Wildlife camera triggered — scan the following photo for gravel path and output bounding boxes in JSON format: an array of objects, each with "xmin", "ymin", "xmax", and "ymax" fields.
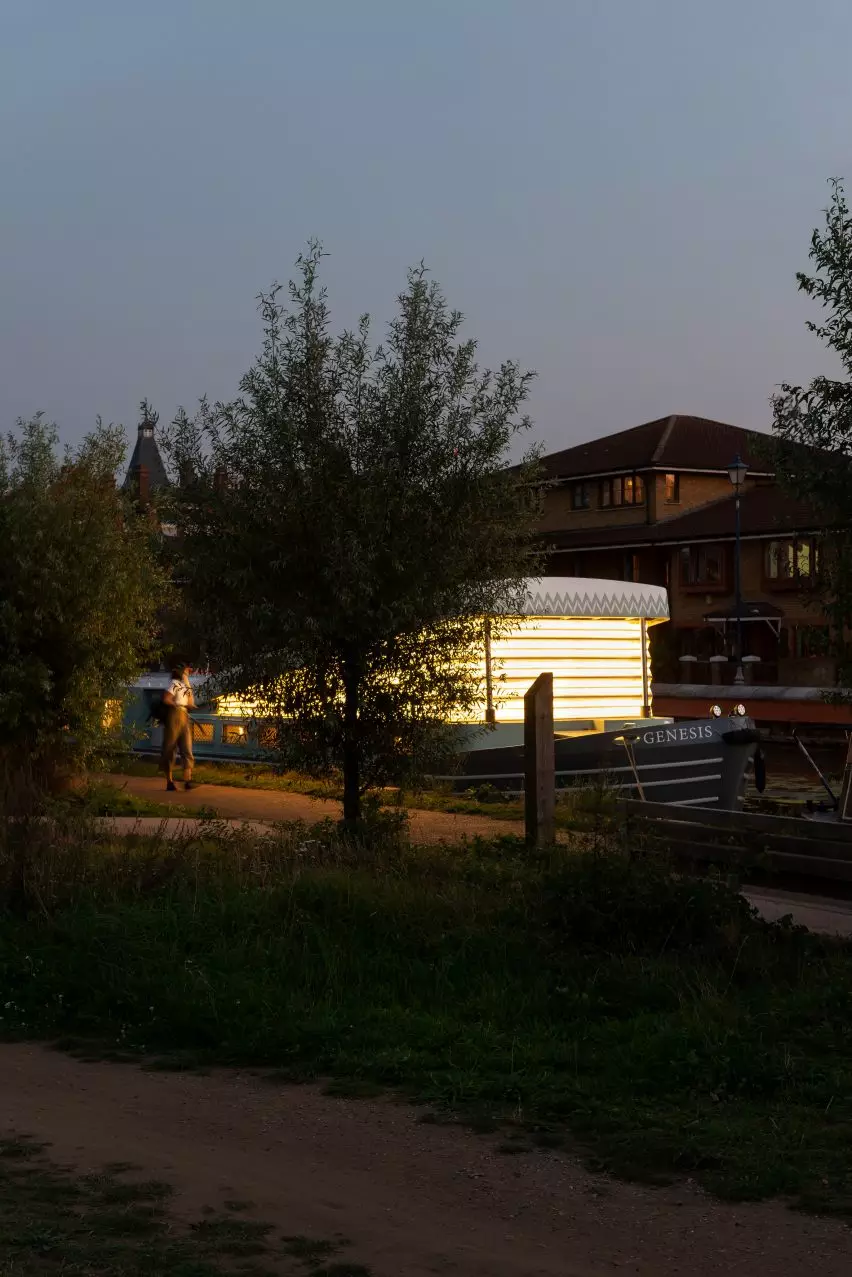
[
  {"xmin": 104, "ymin": 772, "xmax": 521, "ymax": 842},
  {"xmin": 2, "ymin": 1044, "xmax": 850, "ymax": 1276}
]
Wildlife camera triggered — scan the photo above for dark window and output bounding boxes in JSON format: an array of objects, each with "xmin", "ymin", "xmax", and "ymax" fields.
[
  {"xmin": 765, "ymin": 538, "xmax": 818, "ymax": 581},
  {"xmin": 571, "ymin": 482, "xmax": 592, "ymax": 510},
  {"xmin": 782, "ymin": 625, "xmax": 829, "ymax": 658},
  {"xmin": 622, "ymin": 553, "xmax": 639, "ymax": 582},
  {"xmin": 600, "ymin": 474, "xmax": 645, "ymax": 507},
  {"xmin": 680, "ymin": 544, "xmax": 724, "ymax": 586},
  {"xmin": 664, "ymin": 473, "xmax": 680, "ymax": 503}
]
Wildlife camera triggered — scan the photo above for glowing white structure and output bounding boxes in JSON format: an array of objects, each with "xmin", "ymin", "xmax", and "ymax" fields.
[
  {"xmin": 133, "ymin": 577, "xmax": 670, "ymax": 737},
  {"xmin": 475, "ymin": 577, "xmax": 669, "ymax": 730}
]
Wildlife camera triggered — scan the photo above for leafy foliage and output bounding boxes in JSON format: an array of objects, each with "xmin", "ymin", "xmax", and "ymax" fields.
[
  {"xmin": 165, "ymin": 245, "xmax": 541, "ymax": 821},
  {"xmin": 769, "ymin": 178, "xmax": 852, "ymax": 679},
  {"xmin": 0, "ymin": 415, "xmax": 169, "ymax": 782}
]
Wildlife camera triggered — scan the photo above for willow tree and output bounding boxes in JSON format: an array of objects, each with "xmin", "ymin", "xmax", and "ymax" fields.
[
  {"xmin": 167, "ymin": 246, "xmax": 541, "ymax": 823},
  {"xmin": 0, "ymin": 415, "xmax": 169, "ymax": 786},
  {"xmin": 770, "ymin": 178, "xmax": 852, "ymax": 683}
]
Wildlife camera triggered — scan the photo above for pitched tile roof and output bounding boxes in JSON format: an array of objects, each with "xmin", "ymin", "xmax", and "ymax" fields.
[
  {"xmin": 539, "ymin": 415, "xmax": 771, "ymax": 481},
  {"xmin": 546, "ymin": 484, "xmax": 820, "ymax": 552}
]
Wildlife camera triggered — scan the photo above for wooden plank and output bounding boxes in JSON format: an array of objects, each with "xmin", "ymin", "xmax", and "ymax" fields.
[
  {"xmin": 629, "ymin": 818, "xmax": 852, "ymax": 863},
  {"xmin": 621, "ymin": 798, "xmax": 852, "ymax": 843},
  {"xmin": 651, "ymin": 838, "xmax": 852, "ymax": 883},
  {"xmin": 524, "ymin": 672, "xmax": 555, "ymax": 847}
]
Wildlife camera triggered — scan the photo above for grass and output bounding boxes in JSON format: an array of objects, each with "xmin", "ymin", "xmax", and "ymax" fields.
[
  {"xmin": 101, "ymin": 752, "xmax": 839, "ymax": 824},
  {"xmin": 68, "ymin": 780, "xmax": 219, "ymax": 821},
  {"xmin": 101, "ymin": 755, "xmax": 606, "ymax": 828},
  {"xmin": 101, "ymin": 757, "xmax": 340, "ymax": 800},
  {"xmin": 0, "ymin": 1134, "xmax": 367, "ymax": 1274},
  {"xmin": 1, "ymin": 809, "xmax": 852, "ymax": 1217}
]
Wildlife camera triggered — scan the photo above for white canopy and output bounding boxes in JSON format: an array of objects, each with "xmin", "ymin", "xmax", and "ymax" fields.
[{"xmin": 512, "ymin": 577, "xmax": 669, "ymax": 621}]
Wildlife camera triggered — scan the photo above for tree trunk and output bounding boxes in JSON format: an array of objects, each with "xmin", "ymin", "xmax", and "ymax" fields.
[{"xmin": 342, "ymin": 657, "xmax": 361, "ymax": 827}]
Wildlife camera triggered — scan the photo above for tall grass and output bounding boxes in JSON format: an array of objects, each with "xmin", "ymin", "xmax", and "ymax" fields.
[{"xmin": 1, "ymin": 774, "xmax": 852, "ymax": 1213}]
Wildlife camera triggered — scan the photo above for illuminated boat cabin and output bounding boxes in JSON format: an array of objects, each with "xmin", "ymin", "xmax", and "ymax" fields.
[{"xmin": 128, "ymin": 577, "xmax": 670, "ymax": 758}]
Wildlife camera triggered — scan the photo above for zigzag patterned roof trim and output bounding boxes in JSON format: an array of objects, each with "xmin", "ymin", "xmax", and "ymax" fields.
[{"xmin": 499, "ymin": 577, "xmax": 670, "ymax": 620}]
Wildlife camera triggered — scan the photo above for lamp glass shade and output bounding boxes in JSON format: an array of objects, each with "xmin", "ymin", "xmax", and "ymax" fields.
[{"xmin": 727, "ymin": 455, "xmax": 748, "ymax": 488}]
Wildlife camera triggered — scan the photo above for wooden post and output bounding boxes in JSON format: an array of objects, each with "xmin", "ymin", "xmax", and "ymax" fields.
[
  {"xmin": 524, "ymin": 672, "xmax": 555, "ymax": 847},
  {"xmin": 484, "ymin": 619, "xmax": 496, "ymax": 725}
]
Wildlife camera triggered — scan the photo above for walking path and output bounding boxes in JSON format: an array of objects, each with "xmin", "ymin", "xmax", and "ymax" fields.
[
  {"xmin": 102, "ymin": 772, "xmax": 517, "ymax": 843},
  {"xmin": 104, "ymin": 773, "xmax": 852, "ymax": 937},
  {"xmin": 1, "ymin": 1043, "xmax": 849, "ymax": 1276}
]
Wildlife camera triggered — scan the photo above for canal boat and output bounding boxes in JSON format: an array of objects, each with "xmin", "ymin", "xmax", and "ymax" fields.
[{"xmin": 124, "ymin": 577, "xmax": 760, "ymax": 810}]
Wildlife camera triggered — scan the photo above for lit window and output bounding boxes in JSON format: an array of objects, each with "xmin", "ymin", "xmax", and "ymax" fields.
[
  {"xmin": 665, "ymin": 473, "xmax": 680, "ymax": 503},
  {"xmin": 192, "ymin": 721, "xmax": 214, "ymax": 743},
  {"xmin": 765, "ymin": 539, "xmax": 817, "ymax": 582},
  {"xmin": 222, "ymin": 722, "xmax": 249, "ymax": 746},
  {"xmin": 600, "ymin": 475, "xmax": 644, "ymax": 507}
]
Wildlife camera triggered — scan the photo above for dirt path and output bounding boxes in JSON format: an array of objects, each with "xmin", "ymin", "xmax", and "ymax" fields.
[
  {"xmin": 104, "ymin": 772, "xmax": 521, "ymax": 842},
  {"xmin": 2, "ymin": 1044, "xmax": 849, "ymax": 1276}
]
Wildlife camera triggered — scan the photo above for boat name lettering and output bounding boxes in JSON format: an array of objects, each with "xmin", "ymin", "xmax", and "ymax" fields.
[{"xmin": 641, "ymin": 725, "xmax": 714, "ymax": 745}]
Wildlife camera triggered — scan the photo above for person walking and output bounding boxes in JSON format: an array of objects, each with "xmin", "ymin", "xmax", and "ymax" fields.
[{"xmin": 160, "ymin": 663, "xmax": 196, "ymax": 791}]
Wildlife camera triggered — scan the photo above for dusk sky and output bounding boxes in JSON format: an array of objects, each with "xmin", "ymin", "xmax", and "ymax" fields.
[{"xmin": 2, "ymin": 0, "xmax": 851, "ymax": 461}]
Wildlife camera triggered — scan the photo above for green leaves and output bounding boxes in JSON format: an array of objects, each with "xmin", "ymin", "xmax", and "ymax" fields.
[
  {"xmin": 770, "ymin": 179, "xmax": 852, "ymax": 666},
  {"xmin": 166, "ymin": 246, "xmax": 542, "ymax": 818},
  {"xmin": 0, "ymin": 414, "xmax": 170, "ymax": 779}
]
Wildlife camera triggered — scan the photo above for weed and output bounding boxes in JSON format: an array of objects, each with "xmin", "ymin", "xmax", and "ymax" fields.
[
  {"xmin": 282, "ymin": 1234, "xmax": 339, "ymax": 1263},
  {"xmin": 2, "ymin": 807, "xmax": 852, "ymax": 1214}
]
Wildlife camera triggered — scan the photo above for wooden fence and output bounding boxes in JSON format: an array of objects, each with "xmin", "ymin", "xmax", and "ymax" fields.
[{"xmin": 620, "ymin": 798, "xmax": 852, "ymax": 889}]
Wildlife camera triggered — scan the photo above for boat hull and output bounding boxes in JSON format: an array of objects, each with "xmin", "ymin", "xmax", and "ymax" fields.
[
  {"xmin": 452, "ymin": 718, "xmax": 759, "ymax": 810},
  {"xmin": 124, "ymin": 683, "xmax": 757, "ymax": 812}
]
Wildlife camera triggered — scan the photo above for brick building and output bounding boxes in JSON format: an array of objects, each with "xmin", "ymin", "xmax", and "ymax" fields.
[{"xmin": 538, "ymin": 415, "xmax": 835, "ymax": 716}]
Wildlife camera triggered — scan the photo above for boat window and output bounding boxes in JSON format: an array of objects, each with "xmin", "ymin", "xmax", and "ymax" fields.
[{"xmin": 222, "ymin": 722, "xmax": 249, "ymax": 746}]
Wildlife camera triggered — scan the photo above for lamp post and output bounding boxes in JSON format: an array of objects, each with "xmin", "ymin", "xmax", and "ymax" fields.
[{"xmin": 727, "ymin": 454, "xmax": 748, "ymax": 685}]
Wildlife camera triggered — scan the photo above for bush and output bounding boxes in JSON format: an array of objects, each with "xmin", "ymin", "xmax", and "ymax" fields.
[{"xmin": 0, "ymin": 810, "xmax": 850, "ymax": 1210}]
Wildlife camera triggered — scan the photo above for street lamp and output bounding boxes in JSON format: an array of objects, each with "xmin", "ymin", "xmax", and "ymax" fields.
[{"xmin": 727, "ymin": 455, "xmax": 748, "ymax": 685}]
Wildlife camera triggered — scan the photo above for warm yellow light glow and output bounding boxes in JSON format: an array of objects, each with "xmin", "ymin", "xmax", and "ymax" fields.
[
  {"xmin": 213, "ymin": 696, "xmax": 257, "ymax": 718},
  {"xmin": 208, "ymin": 615, "xmax": 657, "ymax": 726},
  {"xmin": 458, "ymin": 615, "xmax": 654, "ymax": 724},
  {"xmin": 102, "ymin": 699, "xmax": 123, "ymax": 730}
]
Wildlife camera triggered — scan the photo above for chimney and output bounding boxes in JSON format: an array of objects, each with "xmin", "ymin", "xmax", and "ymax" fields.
[
  {"xmin": 213, "ymin": 465, "xmax": 228, "ymax": 493},
  {"xmin": 137, "ymin": 464, "xmax": 150, "ymax": 506}
]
